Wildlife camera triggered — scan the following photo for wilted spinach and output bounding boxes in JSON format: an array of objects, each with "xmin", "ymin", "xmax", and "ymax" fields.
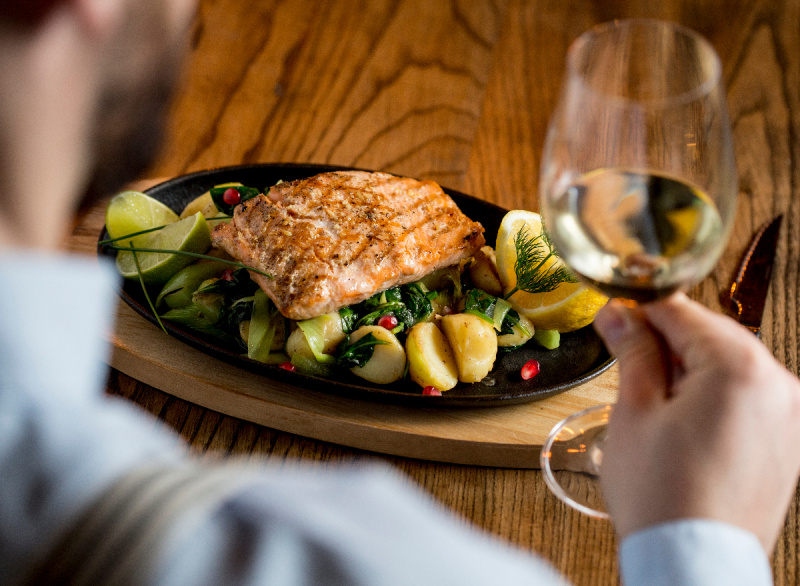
[
  {"xmin": 336, "ymin": 333, "xmax": 388, "ymax": 368},
  {"xmin": 463, "ymin": 289, "xmax": 528, "ymax": 336},
  {"xmin": 209, "ymin": 184, "xmax": 263, "ymax": 215}
]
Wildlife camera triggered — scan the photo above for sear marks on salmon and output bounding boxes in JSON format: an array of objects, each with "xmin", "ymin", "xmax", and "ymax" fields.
[{"xmin": 211, "ymin": 171, "xmax": 485, "ymax": 320}]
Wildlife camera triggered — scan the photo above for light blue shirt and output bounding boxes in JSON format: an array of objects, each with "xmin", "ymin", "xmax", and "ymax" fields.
[{"xmin": 0, "ymin": 253, "xmax": 773, "ymax": 585}]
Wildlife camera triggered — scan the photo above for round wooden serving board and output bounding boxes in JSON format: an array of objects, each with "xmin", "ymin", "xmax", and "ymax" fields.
[{"xmin": 70, "ymin": 187, "xmax": 618, "ymax": 469}]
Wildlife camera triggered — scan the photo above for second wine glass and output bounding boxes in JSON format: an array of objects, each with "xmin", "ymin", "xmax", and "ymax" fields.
[{"xmin": 538, "ymin": 19, "xmax": 738, "ymax": 517}]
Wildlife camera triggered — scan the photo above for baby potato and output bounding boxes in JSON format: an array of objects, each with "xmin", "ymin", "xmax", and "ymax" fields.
[
  {"xmin": 468, "ymin": 246, "xmax": 503, "ymax": 297},
  {"xmin": 498, "ymin": 314, "xmax": 535, "ymax": 348},
  {"xmin": 285, "ymin": 312, "xmax": 345, "ymax": 360},
  {"xmin": 405, "ymin": 322, "xmax": 459, "ymax": 391},
  {"xmin": 440, "ymin": 313, "xmax": 498, "ymax": 383},
  {"xmin": 349, "ymin": 326, "xmax": 406, "ymax": 385}
]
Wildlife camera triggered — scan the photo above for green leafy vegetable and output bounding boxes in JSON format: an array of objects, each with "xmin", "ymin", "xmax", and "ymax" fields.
[
  {"xmin": 492, "ymin": 298, "xmax": 512, "ymax": 332},
  {"xmin": 290, "ymin": 353, "xmax": 335, "ymax": 377},
  {"xmin": 160, "ymin": 306, "xmax": 246, "ymax": 351},
  {"xmin": 463, "ymin": 288, "xmax": 496, "ymax": 325},
  {"xmin": 336, "ymin": 333, "xmax": 388, "ymax": 368},
  {"xmin": 400, "ymin": 283, "xmax": 435, "ymax": 324},
  {"xmin": 248, "ymin": 289, "xmax": 280, "ymax": 362},
  {"xmin": 297, "ymin": 315, "xmax": 338, "ymax": 364},
  {"xmin": 220, "ymin": 296, "xmax": 254, "ymax": 333},
  {"xmin": 191, "ymin": 289, "xmax": 226, "ymax": 322},
  {"xmin": 354, "ymin": 300, "xmax": 406, "ymax": 330},
  {"xmin": 159, "ymin": 267, "xmax": 258, "ymax": 350},
  {"xmin": 533, "ymin": 328, "xmax": 560, "ymax": 350},
  {"xmin": 197, "ymin": 268, "xmax": 256, "ymax": 297},
  {"xmin": 157, "ymin": 261, "xmax": 229, "ymax": 309},
  {"xmin": 339, "ymin": 307, "xmax": 357, "ymax": 333},
  {"xmin": 463, "ymin": 289, "xmax": 530, "ymax": 336},
  {"xmin": 353, "ymin": 284, "xmax": 434, "ymax": 332},
  {"xmin": 210, "ymin": 184, "xmax": 262, "ymax": 215}
]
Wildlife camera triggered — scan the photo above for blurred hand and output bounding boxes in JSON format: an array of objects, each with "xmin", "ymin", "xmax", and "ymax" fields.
[{"xmin": 593, "ymin": 293, "xmax": 800, "ymax": 553}]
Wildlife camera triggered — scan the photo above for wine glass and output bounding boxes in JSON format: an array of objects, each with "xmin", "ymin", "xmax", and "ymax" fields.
[{"xmin": 538, "ymin": 19, "xmax": 738, "ymax": 517}]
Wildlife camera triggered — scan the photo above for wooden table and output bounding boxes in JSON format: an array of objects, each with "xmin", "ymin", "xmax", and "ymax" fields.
[{"xmin": 83, "ymin": 1, "xmax": 800, "ymax": 583}]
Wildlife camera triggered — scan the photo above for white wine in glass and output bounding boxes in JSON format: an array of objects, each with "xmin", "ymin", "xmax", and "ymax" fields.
[
  {"xmin": 538, "ymin": 19, "xmax": 737, "ymax": 517},
  {"xmin": 546, "ymin": 167, "xmax": 726, "ymax": 304}
]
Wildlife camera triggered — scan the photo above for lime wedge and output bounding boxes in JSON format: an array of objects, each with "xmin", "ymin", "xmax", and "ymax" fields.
[
  {"xmin": 115, "ymin": 212, "xmax": 212, "ymax": 286},
  {"xmin": 105, "ymin": 190, "xmax": 180, "ymax": 241}
]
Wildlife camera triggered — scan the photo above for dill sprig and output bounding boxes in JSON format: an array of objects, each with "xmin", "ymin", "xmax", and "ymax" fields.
[
  {"xmin": 503, "ymin": 224, "xmax": 577, "ymax": 299},
  {"xmin": 130, "ymin": 246, "xmax": 168, "ymax": 334}
]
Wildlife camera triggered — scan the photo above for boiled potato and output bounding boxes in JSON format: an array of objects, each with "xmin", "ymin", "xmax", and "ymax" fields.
[
  {"xmin": 285, "ymin": 312, "xmax": 345, "ymax": 360},
  {"xmin": 348, "ymin": 326, "xmax": 406, "ymax": 384},
  {"xmin": 405, "ymin": 322, "xmax": 458, "ymax": 391},
  {"xmin": 468, "ymin": 246, "xmax": 503, "ymax": 296},
  {"xmin": 440, "ymin": 313, "xmax": 498, "ymax": 383},
  {"xmin": 497, "ymin": 313, "xmax": 534, "ymax": 348}
]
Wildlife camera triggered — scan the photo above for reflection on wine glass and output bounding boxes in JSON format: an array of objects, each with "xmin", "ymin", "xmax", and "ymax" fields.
[{"xmin": 538, "ymin": 19, "xmax": 737, "ymax": 518}]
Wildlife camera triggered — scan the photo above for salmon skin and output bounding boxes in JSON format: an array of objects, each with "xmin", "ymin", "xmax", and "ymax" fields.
[{"xmin": 211, "ymin": 170, "xmax": 485, "ymax": 320}]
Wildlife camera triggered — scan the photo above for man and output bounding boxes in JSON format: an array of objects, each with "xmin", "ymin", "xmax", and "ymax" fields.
[{"xmin": 1, "ymin": 1, "xmax": 798, "ymax": 584}]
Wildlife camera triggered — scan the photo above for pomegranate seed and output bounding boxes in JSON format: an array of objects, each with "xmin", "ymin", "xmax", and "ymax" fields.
[
  {"xmin": 377, "ymin": 314, "xmax": 398, "ymax": 330},
  {"xmin": 222, "ymin": 187, "xmax": 241, "ymax": 205},
  {"xmin": 521, "ymin": 359, "xmax": 540, "ymax": 380},
  {"xmin": 278, "ymin": 361, "xmax": 296, "ymax": 372},
  {"xmin": 220, "ymin": 269, "xmax": 235, "ymax": 281},
  {"xmin": 422, "ymin": 386, "xmax": 442, "ymax": 396}
]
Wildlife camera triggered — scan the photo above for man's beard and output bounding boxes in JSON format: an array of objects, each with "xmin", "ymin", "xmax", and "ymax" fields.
[{"xmin": 78, "ymin": 3, "xmax": 188, "ymax": 213}]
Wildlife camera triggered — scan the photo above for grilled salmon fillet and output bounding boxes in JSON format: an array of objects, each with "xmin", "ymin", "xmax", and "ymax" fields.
[{"xmin": 211, "ymin": 170, "xmax": 485, "ymax": 320}]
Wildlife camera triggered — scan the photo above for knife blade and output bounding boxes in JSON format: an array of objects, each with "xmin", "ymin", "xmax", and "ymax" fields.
[{"xmin": 720, "ymin": 214, "xmax": 783, "ymax": 337}]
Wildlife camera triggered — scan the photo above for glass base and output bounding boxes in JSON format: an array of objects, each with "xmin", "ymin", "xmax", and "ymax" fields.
[{"xmin": 540, "ymin": 403, "xmax": 612, "ymax": 519}]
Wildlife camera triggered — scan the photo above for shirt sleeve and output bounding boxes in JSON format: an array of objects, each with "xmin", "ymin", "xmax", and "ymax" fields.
[
  {"xmin": 1, "ymin": 253, "xmax": 566, "ymax": 586},
  {"xmin": 619, "ymin": 519, "xmax": 773, "ymax": 586},
  {"xmin": 0, "ymin": 253, "xmax": 185, "ymax": 584},
  {"xmin": 152, "ymin": 463, "xmax": 569, "ymax": 586}
]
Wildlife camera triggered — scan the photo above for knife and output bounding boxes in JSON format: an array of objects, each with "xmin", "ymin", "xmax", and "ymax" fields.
[{"xmin": 720, "ymin": 214, "xmax": 783, "ymax": 337}]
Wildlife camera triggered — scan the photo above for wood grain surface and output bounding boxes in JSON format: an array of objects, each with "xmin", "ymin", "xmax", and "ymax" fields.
[{"xmin": 78, "ymin": 1, "xmax": 800, "ymax": 584}]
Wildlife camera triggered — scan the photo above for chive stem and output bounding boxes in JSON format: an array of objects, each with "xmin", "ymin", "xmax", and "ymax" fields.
[
  {"xmin": 98, "ymin": 215, "xmax": 232, "ymax": 246},
  {"xmin": 108, "ymin": 244, "xmax": 273, "ymax": 280},
  {"xmin": 131, "ymin": 248, "xmax": 168, "ymax": 334}
]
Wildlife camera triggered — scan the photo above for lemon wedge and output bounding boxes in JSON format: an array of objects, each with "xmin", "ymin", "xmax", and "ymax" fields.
[
  {"xmin": 179, "ymin": 192, "xmax": 218, "ymax": 220},
  {"xmin": 179, "ymin": 182, "xmax": 243, "ymax": 228},
  {"xmin": 495, "ymin": 210, "xmax": 607, "ymax": 332}
]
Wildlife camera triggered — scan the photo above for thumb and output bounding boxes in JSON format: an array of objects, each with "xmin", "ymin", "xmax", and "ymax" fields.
[{"xmin": 593, "ymin": 300, "xmax": 670, "ymax": 410}]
